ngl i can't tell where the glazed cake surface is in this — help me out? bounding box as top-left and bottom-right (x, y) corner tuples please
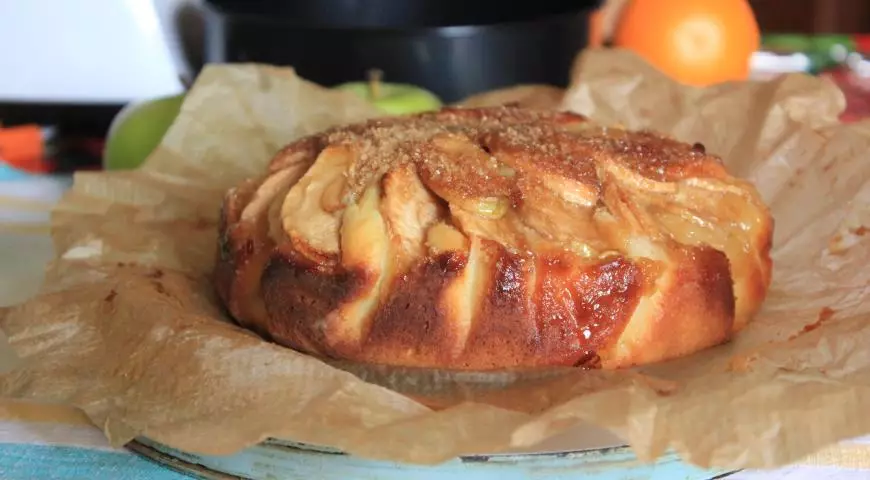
(214, 106), (773, 370)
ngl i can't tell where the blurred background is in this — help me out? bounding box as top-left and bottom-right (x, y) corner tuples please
(1, 0), (869, 181)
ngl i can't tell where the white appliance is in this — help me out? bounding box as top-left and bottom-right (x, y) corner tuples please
(0, 0), (201, 105)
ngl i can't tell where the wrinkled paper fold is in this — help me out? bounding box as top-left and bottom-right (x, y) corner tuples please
(2, 49), (870, 470)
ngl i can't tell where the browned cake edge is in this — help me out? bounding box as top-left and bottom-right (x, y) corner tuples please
(213, 106), (772, 371)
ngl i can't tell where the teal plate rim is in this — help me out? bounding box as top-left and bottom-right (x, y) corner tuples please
(128, 436), (741, 480)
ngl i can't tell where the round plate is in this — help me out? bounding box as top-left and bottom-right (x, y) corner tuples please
(129, 437), (738, 480)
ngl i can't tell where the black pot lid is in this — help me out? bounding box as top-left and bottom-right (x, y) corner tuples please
(204, 0), (604, 28)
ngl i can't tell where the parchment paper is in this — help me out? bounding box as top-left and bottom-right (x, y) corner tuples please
(2, 49), (870, 470)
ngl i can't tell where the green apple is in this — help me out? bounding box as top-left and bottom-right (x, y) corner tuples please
(335, 69), (442, 116)
(103, 93), (185, 170)
(761, 34), (813, 53)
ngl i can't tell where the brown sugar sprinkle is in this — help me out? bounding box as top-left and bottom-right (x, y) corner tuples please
(272, 105), (727, 200)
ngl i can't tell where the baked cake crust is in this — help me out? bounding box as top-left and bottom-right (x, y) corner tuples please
(214, 106), (773, 370)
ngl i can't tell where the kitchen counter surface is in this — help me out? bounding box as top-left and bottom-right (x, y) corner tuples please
(0, 175), (70, 308)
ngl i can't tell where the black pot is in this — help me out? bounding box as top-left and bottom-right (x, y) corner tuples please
(202, 0), (603, 103)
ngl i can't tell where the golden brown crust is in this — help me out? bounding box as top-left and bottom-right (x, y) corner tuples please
(214, 105), (773, 371)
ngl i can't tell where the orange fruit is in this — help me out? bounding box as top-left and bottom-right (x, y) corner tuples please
(613, 0), (760, 86)
(588, 8), (604, 47)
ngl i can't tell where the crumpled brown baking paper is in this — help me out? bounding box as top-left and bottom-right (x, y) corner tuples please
(2, 48), (870, 471)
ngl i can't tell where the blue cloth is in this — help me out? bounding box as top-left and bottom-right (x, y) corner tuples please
(0, 164), (36, 181)
(0, 444), (190, 480)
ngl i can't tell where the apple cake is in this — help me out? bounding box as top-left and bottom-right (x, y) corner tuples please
(213, 105), (773, 370)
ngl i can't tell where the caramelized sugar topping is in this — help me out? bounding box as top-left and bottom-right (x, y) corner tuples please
(286, 106), (727, 205)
